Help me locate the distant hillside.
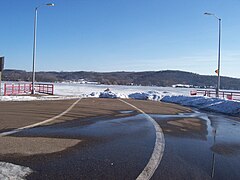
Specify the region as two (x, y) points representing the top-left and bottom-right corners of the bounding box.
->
(2, 69), (240, 90)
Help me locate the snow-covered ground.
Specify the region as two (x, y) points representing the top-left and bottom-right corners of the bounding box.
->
(0, 82), (239, 116)
(53, 83), (192, 96)
(0, 162), (33, 180)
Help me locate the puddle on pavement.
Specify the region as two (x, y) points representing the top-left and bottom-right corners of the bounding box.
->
(14, 114), (152, 139)
(119, 110), (135, 114)
(150, 111), (240, 180)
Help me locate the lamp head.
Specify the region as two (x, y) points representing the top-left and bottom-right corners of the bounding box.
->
(46, 3), (55, 6)
(204, 12), (213, 16)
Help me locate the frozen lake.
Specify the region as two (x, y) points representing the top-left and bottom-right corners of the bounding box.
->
(53, 83), (194, 96)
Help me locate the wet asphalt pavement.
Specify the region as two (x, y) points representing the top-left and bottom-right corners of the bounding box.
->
(1, 113), (156, 179)
(152, 110), (240, 180)
(0, 99), (240, 180)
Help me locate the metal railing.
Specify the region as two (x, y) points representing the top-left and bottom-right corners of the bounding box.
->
(4, 83), (32, 96)
(4, 83), (54, 96)
(34, 83), (54, 95)
(190, 89), (240, 101)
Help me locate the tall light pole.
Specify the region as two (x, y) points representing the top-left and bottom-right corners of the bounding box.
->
(204, 12), (221, 98)
(31, 3), (55, 94)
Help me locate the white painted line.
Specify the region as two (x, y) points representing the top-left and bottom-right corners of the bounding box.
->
(0, 98), (82, 137)
(119, 99), (165, 180)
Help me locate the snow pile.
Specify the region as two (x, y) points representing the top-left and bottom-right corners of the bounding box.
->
(88, 89), (167, 100)
(128, 91), (166, 101)
(99, 91), (117, 98)
(128, 92), (149, 100)
(89, 91), (128, 99)
(162, 95), (240, 116)
(0, 162), (33, 180)
(89, 92), (101, 98)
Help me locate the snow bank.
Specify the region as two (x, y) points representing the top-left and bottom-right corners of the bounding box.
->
(89, 91), (128, 99)
(128, 91), (166, 101)
(88, 90), (169, 100)
(0, 162), (32, 180)
(128, 92), (149, 100)
(162, 95), (240, 116)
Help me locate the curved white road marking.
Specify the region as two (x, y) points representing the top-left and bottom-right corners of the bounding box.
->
(0, 98), (82, 137)
(119, 99), (165, 180)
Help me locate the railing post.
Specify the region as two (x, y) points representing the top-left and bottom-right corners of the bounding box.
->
(52, 84), (54, 95)
(4, 83), (6, 96)
(12, 84), (14, 95)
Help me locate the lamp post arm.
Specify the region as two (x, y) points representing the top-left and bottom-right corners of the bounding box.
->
(213, 14), (220, 20)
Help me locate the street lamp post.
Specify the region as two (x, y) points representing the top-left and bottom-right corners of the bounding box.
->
(204, 12), (221, 98)
(31, 3), (55, 94)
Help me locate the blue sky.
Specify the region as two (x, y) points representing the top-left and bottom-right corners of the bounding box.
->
(0, 0), (240, 78)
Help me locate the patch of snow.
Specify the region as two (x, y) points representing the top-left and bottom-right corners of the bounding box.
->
(128, 92), (149, 100)
(99, 91), (118, 98)
(162, 95), (240, 116)
(0, 95), (84, 102)
(36, 95), (83, 101)
(0, 96), (37, 101)
(89, 92), (101, 98)
(0, 162), (33, 180)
